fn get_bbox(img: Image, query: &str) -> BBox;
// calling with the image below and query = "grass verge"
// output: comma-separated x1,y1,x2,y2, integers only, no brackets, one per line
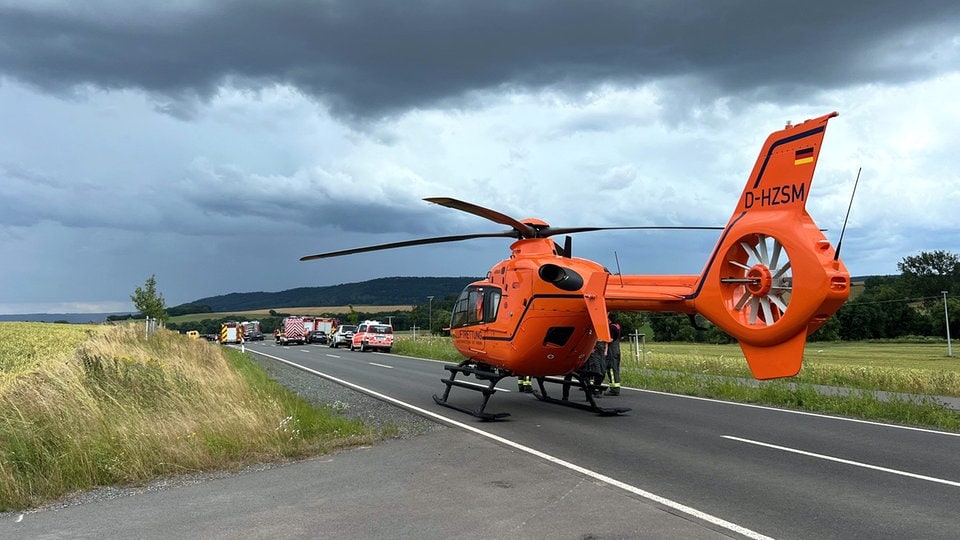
0,323,376,511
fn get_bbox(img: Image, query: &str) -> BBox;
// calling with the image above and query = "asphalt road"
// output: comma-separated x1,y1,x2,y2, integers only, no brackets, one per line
5,341,960,539
243,341,960,539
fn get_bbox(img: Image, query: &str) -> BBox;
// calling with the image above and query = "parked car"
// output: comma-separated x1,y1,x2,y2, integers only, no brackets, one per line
244,330,264,341
328,325,356,348
350,321,394,353
307,330,328,344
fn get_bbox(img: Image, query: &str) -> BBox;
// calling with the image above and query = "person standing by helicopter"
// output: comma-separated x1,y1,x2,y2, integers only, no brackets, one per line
604,312,623,396
560,338,606,400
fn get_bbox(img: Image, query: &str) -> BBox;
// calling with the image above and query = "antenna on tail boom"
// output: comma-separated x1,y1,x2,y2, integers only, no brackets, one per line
614,251,624,287
834,167,861,261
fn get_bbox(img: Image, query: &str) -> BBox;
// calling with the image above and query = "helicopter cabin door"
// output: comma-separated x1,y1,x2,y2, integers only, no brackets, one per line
450,285,502,354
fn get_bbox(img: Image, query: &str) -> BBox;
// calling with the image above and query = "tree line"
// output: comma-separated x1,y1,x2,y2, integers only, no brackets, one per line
128,250,959,343
640,250,959,343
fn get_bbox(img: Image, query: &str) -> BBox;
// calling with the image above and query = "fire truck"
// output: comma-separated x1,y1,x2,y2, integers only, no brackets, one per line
276,316,306,346
220,322,242,344
304,317,336,335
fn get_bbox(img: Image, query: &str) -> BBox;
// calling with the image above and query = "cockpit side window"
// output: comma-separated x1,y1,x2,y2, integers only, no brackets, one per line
450,285,502,328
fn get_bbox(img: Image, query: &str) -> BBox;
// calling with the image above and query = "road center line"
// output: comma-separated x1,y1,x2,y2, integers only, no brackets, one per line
634,387,960,438
246,348,771,540
368,362,393,369
723,435,960,488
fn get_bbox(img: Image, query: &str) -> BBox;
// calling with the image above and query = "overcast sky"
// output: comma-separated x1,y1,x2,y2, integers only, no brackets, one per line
2,1,959,314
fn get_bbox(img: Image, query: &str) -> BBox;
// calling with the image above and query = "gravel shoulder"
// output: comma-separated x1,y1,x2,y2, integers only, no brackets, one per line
250,353,446,439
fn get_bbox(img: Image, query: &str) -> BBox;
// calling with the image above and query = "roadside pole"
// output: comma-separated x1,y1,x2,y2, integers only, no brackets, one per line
944,291,953,357
630,331,645,364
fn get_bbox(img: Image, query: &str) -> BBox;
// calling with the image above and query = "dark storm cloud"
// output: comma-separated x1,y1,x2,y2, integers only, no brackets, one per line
173,162,479,238
1,1,957,119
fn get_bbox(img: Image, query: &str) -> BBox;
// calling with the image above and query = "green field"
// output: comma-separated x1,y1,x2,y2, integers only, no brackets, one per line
611,340,960,396
621,340,959,371
0,322,106,381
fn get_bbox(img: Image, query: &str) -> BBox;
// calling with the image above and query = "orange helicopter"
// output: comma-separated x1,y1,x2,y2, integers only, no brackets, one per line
302,112,850,420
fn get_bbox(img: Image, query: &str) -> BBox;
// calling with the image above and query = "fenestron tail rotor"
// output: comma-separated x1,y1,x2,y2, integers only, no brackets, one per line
720,233,793,327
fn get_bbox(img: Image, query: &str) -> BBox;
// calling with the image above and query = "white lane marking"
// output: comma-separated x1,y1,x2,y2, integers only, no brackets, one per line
368,362,394,369
15,514,23,523
326,354,342,358
724,436,960,488
246,348,771,540
633,387,960,438
232,345,960,437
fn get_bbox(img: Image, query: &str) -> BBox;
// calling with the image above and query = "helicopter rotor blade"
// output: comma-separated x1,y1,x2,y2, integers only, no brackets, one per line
300,231,517,261
303,197,725,263
424,197,538,238
425,197,724,238
541,225,724,236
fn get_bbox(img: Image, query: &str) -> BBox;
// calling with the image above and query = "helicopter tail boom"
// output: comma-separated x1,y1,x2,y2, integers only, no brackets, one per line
606,112,849,379
692,111,849,378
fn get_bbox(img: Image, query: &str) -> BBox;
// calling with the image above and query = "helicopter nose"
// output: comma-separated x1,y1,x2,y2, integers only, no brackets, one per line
538,264,584,291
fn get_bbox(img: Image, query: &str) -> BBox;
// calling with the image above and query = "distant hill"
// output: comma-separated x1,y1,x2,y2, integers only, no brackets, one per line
0,313,129,324
182,276,481,313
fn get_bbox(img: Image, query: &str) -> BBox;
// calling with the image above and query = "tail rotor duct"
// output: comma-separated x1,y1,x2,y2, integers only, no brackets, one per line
720,233,792,327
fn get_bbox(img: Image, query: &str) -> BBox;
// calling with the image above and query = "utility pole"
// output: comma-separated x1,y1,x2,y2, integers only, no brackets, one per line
427,296,434,335
943,291,953,357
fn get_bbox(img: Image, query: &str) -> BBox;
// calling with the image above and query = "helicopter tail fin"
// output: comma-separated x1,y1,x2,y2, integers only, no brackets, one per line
692,112,850,379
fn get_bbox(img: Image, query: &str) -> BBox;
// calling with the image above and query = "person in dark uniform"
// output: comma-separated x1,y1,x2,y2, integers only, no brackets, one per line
561,338,607,400
517,375,533,393
604,312,623,396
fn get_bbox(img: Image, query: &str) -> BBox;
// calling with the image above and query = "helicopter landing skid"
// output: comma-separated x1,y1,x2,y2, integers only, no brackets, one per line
433,360,511,421
532,375,631,416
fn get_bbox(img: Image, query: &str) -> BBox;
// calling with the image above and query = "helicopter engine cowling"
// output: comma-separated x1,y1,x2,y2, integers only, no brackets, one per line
538,264,584,291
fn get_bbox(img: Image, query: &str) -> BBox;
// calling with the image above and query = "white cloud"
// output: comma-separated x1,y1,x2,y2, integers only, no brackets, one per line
1,3,959,312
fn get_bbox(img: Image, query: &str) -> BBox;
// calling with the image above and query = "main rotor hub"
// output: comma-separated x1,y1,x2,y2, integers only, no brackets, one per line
520,218,550,237
746,264,773,296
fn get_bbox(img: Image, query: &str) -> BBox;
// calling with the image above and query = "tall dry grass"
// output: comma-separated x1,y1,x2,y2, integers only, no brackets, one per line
0,324,372,510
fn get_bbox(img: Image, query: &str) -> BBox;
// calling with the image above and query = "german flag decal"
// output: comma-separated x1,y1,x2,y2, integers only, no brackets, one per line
794,147,815,165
